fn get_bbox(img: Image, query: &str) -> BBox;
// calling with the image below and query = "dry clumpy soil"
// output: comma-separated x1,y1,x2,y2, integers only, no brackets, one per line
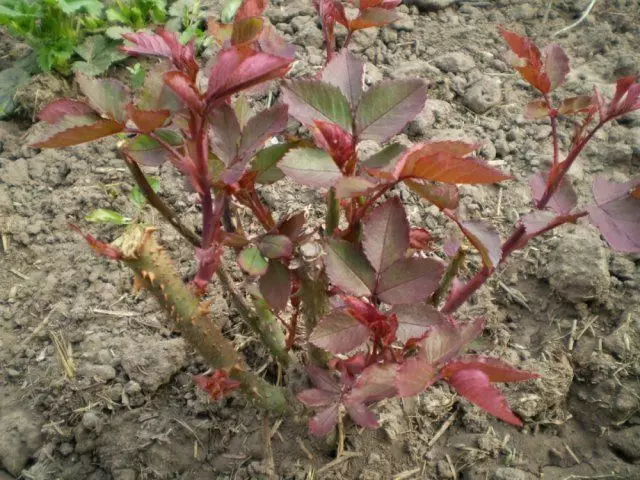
1,0,640,479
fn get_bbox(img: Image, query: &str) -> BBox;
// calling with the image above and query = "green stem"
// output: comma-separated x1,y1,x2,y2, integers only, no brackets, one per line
432,248,467,307
299,262,331,365
326,187,340,236
123,152,280,358
217,265,290,367
122,153,201,247
118,226,287,414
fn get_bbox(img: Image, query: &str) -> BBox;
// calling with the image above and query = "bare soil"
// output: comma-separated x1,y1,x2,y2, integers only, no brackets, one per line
1,1,640,479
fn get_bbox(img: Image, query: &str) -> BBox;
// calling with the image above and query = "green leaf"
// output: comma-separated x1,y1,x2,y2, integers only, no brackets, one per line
130,176,160,206
238,246,269,276
74,36,128,77
57,0,104,16
85,208,131,225
125,129,183,166
278,148,342,188
362,143,406,169
0,66,30,119
221,0,243,23
127,63,146,90
106,7,130,23
252,143,291,184
179,23,202,44
105,25,134,40
355,79,427,143
324,239,376,297
282,80,353,132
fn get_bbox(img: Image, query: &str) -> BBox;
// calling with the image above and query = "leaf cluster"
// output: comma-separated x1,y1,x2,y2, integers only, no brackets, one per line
27,0,640,441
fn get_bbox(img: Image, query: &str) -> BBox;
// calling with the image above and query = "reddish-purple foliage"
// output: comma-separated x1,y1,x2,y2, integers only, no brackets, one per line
30,1,640,441
194,370,241,400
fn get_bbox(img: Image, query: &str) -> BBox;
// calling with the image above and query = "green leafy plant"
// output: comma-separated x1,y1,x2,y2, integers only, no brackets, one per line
106,0,167,30
104,0,173,43
166,0,209,46
0,0,104,73
85,176,161,226
28,0,640,452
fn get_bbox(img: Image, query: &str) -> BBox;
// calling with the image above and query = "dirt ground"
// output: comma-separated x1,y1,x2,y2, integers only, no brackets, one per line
1,0,640,479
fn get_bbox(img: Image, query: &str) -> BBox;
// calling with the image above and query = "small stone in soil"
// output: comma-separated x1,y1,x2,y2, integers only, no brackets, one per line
609,255,636,281
434,51,476,73
77,363,117,381
547,226,610,304
121,338,188,392
462,76,502,114
82,412,103,432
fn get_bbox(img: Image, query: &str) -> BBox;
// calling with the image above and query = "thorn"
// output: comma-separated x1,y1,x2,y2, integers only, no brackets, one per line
132,275,144,293
197,299,212,317
146,271,156,284
140,270,149,280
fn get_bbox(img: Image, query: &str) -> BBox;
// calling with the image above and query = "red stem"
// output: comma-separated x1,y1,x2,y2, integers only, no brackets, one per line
441,121,605,315
340,183,393,239
544,94,560,166
343,30,353,50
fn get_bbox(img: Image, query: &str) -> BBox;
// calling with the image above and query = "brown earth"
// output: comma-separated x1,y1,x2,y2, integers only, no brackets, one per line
1,0,640,479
